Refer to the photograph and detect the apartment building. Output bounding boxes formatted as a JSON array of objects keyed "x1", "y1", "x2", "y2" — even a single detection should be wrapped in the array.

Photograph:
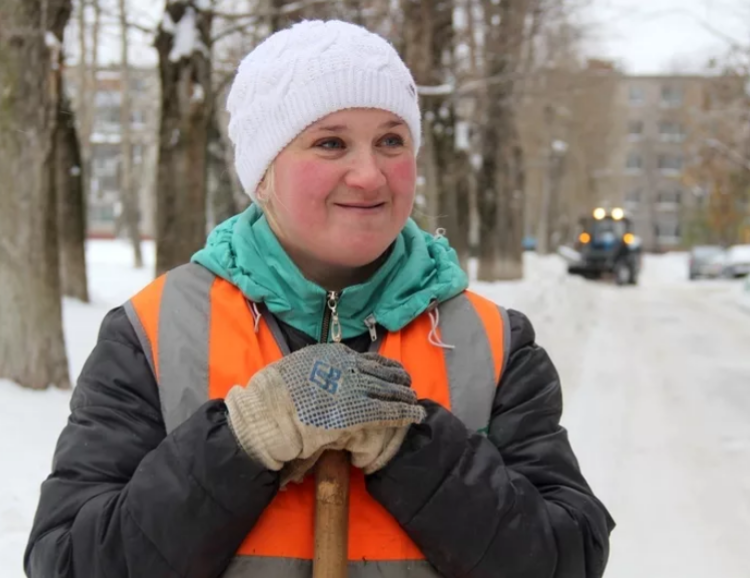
[
  {"x1": 612, "y1": 74, "x2": 743, "y2": 251},
  {"x1": 64, "y1": 66, "x2": 159, "y2": 238}
]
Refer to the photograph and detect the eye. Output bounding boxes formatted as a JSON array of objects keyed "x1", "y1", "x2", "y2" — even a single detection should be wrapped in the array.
[
  {"x1": 379, "y1": 134, "x2": 405, "y2": 148},
  {"x1": 315, "y1": 137, "x2": 346, "y2": 151}
]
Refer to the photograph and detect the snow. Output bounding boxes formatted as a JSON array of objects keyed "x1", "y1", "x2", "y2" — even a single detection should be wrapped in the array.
[
  {"x1": 160, "y1": 10, "x2": 176, "y2": 35},
  {"x1": 416, "y1": 83, "x2": 454, "y2": 96},
  {"x1": 168, "y1": 7, "x2": 209, "y2": 62},
  {"x1": 3, "y1": 245, "x2": 750, "y2": 577},
  {"x1": 44, "y1": 32, "x2": 60, "y2": 51},
  {"x1": 90, "y1": 132, "x2": 122, "y2": 144},
  {"x1": 192, "y1": 82, "x2": 205, "y2": 103},
  {"x1": 727, "y1": 244, "x2": 750, "y2": 264}
]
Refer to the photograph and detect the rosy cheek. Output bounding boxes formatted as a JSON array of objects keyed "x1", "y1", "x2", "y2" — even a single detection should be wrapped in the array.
[
  {"x1": 286, "y1": 159, "x2": 341, "y2": 201},
  {"x1": 388, "y1": 158, "x2": 417, "y2": 193}
]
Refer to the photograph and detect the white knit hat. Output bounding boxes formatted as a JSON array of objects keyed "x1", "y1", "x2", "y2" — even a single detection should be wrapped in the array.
[{"x1": 226, "y1": 20, "x2": 422, "y2": 200}]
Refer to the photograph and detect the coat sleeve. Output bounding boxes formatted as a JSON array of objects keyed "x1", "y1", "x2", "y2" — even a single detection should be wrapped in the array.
[
  {"x1": 366, "y1": 309, "x2": 615, "y2": 578},
  {"x1": 24, "y1": 306, "x2": 279, "y2": 578}
]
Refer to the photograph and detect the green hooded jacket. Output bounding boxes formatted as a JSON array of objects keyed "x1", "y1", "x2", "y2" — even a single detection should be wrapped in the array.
[{"x1": 192, "y1": 204, "x2": 468, "y2": 341}]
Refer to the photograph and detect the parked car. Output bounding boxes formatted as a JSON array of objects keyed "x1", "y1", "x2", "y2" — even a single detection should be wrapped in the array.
[
  {"x1": 724, "y1": 244, "x2": 750, "y2": 278},
  {"x1": 688, "y1": 245, "x2": 726, "y2": 280}
]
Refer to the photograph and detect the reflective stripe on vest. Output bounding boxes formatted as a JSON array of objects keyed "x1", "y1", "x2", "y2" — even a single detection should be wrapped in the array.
[
  {"x1": 125, "y1": 263, "x2": 509, "y2": 577},
  {"x1": 223, "y1": 557, "x2": 440, "y2": 577}
]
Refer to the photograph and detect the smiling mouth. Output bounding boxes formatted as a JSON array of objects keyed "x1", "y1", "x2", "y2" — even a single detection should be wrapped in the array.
[{"x1": 335, "y1": 202, "x2": 385, "y2": 209}]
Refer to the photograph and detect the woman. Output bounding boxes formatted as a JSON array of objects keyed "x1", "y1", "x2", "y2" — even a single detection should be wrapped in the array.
[{"x1": 25, "y1": 19, "x2": 614, "y2": 578}]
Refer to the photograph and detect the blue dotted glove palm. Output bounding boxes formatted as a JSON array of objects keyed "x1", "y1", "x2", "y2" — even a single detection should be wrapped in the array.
[{"x1": 225, "y1": 343, "x2": 426, "y2": 479}]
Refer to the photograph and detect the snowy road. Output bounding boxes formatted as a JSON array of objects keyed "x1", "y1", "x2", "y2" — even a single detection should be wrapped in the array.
[
  {"x1": 2, "y1": 245, "x2": 750, "y2": 577},
  {"x1": 563, "y1": 267, "x2": 750, "y2": 578}
]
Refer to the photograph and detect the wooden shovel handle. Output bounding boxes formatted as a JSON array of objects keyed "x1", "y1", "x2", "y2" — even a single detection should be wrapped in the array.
[{"x1": 313, "y1": 450, "x2": 351, "y2": 578}]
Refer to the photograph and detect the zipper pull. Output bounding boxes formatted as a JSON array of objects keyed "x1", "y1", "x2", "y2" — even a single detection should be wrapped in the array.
[
  {"x1": 364, "y1": 315, "x2": 378, "y2": 342},
  {"x1": 327, "y1": 291, "x2": 342, "y2": 343}
]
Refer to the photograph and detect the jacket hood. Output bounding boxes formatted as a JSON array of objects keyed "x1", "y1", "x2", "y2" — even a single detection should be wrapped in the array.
[{"x1": 192, "y1": 203, "x2": 468, "y2": 341}]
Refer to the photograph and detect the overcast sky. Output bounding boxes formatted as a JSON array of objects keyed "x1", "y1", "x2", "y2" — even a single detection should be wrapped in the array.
[
  {"x1": 84, "y1": 0, "x2": 750, "y2": 75},
  {"x1": 582, "y1": 0, "x2": 749, "y2": 74}
]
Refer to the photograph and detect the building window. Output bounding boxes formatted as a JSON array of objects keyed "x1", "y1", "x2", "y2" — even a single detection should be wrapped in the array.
[
  {"x1": 660, "y1": 86, "x2": 683, "y2": 108},
  {"x1": 93, "y1": 156, "x2": 119, "y2": 178},
  {"x1": 625, "y1": 188, "x2": 642, "y2": 211},
  {"x1": 95, "y1": 90, "x2": 122, "y2": 107},
  {"x1": 133, "y1": 144, "x2": 144, "y2": 164},
  {"x1": 628, "y1": 120, "x2": 644, "y2": 140},
  {"x1": 89, "y1": 204, "x2": 116, "y2": 223},
  {"x1": 629, "y1": 86, "x2": 645, "y2": 106},
  {"x1": 656, "y1": 219, "x2": 680, "y2": 244},
  {"x1": 130, "y1": 78, "x2": 146, "y2": 93},
  {"x1": 626, "y1": 152, "x2": 644, "y2": 172},
  {"x1": 657, "y1": 154, "x2": 683, "y2": 174},
  {"x1": 130, "y1": 110, "x2": 146, "y2": 127},
  {"x1": 95, "y1": 106, "x2": 120, "y2": 126},
  {"x1": 657, "y1": 189, "x2": 682, "y2": 207},
  {"x1": 659, "y1": 121, "x2": 686, "y2": 142},
  {"x1": 626, "y1": 188, "x2": 642, "y2": 202}
]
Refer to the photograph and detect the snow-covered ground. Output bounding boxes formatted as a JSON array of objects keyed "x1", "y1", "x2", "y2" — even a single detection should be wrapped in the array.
[{"x1": 3, "y1": 243, "x2": 750, "y2": 577}]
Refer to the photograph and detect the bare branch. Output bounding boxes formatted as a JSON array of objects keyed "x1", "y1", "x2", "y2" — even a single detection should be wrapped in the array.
[
  {"x1": 417, "y1": 84, "x2": 454, "y2": 96},
  {"x1": 211, "y1": 0, "x2": 332, "y2": 21}
]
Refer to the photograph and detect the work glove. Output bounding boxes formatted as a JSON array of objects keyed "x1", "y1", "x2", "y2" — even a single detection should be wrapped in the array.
[
  {"x1": 279, "y1": 425, "x2": 412, "y2": 486},
  {"x1": 225, "y1": 343, "x2": 426, "y2": 482}
]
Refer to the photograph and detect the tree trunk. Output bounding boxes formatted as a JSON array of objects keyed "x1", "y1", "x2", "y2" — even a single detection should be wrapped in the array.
[
  {"x1": 401, "y1": 0, "x2": 469, "y2": 264},
  {"x1": 119, "y1": 0, "x2": 143, "y2": 268},
  {"x1": 477, "y1": 0, "x2": 527, "y2": 281},
  {"x1": 77, "y1": 0, "x2": 99, "y2": 222},
  {"x1": 56, "y1": 92, "x2": 90, "y2": 302},
  {"x1": 431, "y1": 4, "x2": 470, "y2": 268},
  {"x1": 76, "y1": 0, "x2": 90, "y2": 199},
  {"x1": 208, "y1": 112, "x2": 238, "y2": 227},
  {"x1": 343, "y1": 0, "x2": 365, "y2": 24},
  {"x1": 401, "y1": 0, "x2": 437, "y2": 231},
  {"x1": 0, "y1": 0, "x2": 72, "y2": 389},
  {"x1": 154, "y1": 1, "x2": 212, "y2": 276},
  {"x1": 450, "y1": 150, "x2": 472, "y2": 270}
]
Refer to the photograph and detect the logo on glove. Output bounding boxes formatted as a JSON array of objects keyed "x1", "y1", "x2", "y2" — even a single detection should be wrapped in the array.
[{"x1": 310, "y1": 360, "x2": 343, "y2": 394}]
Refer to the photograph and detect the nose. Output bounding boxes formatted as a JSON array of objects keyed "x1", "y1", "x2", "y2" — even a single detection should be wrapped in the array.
[{"x1": 343, "y1": 149, "x2": 387, "y2": 192}]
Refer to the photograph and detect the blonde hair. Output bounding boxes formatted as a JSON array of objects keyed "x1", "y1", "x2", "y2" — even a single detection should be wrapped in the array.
[
  {"x1": 255, "y1": 163, "x2": 283, "y2": 233},
  {"x1": 256, "y1": 163, "x2": 276, "y2": 206}
]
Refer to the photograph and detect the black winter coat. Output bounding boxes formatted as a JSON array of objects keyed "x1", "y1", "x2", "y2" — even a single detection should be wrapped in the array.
[{"x1": 24, "y1": 305, "x2": 614, "y2": 578}]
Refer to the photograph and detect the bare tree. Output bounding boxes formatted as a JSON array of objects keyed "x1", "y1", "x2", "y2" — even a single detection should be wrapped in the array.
[
  {"x1": 56, "y1": 89, "x2": 90, "y2": 302},
  {"x1": 683, "y1": 73, "x2": 750, "y2": 246},
  {"x1": 401, "y1": 0, "x2": 441, "y2": 232},
  {"x1": 0, "y1": 0, "x2": 72, "y2": 389},
  {"x1": 119, "y1": 0, "x2": 144, "y2": 268},
  {"x1": 76, "y1": 0, "x2": 101, "y2": 203},
  {"x1": 207, "y1": 111, "x2": 239, "y2": 227},
  {"x1": 475, "y1": 0, "x2": 529, "y2": 281},
  {"x1": 154, "y1": 0, "x2": 213, "y2": 275},
  {"x1": 401, "y1": 0, "x2": 471, "y2": 268},
  {"x1": 53, "y1": 1, "x2": 92, "y2": 302},
  {"x1": 517, "y1": 6, "x2": 623, "y2": 254}
]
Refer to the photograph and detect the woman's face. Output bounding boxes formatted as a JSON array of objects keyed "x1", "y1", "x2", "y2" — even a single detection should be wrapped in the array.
[{"x1": 262, "y1": 108, "x2": 417, "y2": 271}]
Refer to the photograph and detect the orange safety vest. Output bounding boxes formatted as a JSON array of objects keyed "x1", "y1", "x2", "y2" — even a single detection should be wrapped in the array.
[{"x1": 125, "y1": 264, "x2": 509, "y2": 577}]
